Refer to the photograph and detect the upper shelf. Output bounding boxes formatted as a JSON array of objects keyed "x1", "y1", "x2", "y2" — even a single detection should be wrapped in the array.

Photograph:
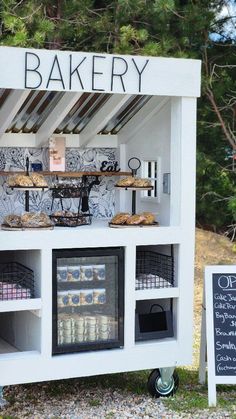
[
  {"x1": 0, "y1": 171, "x2": 130, "y2": 178},
  {"x1": 114, "y1": 186, "x2": 153, "y2": 191}
]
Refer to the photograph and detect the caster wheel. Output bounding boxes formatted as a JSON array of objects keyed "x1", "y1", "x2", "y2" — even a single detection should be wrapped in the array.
[{"x1": 147, "y1": 369, "x2": 179, "y2": 398}]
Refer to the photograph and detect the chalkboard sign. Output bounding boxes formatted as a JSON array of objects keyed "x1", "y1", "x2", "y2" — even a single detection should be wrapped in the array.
[
  {"x1": 203, "y1": 266, "x2": 236, "y2": 406},
  {"x1": 212, "y1": 273, "x2": 236, "y2": 376}
]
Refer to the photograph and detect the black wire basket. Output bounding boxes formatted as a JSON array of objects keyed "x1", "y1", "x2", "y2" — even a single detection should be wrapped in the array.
[
  {"x1": 50, "y1": 213, "x2": 92, "y2": 227},
  {"x1": 51, "y1": 186, "x2": 82, "y2": 199},
  {"x1": 136, "y1": 250, "x2": 174, "y2": 290},
  {"x1": 0, "y1": 262, "x2": 34, "y2": 300}
]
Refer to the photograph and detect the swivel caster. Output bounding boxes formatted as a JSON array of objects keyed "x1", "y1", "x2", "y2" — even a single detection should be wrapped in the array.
[{"x1": 147, "y1": 368, "x2": 179, "y2": 398}]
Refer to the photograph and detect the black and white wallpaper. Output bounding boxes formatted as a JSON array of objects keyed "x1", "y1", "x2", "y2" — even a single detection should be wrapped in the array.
[{"x1": 0, "y1": 147, "x2": 118, "y2": 223}]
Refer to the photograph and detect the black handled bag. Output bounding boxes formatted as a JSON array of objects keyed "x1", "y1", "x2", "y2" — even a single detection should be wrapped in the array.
[{"x1": 135, "y1": 303, "x2": 173, "y2": 341}]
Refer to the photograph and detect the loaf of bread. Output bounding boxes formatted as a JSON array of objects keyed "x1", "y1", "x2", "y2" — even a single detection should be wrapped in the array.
[
  {"x1": 14, "y1": 174, "x2": 34, "y2": 187},
  {"x1": 4, "y1": 214, "x2": 21, "y2": 227},
  {"x1": 141, "y1": 212, "x2": 155, "y2": 225},
  {"x1": 7, "y1": 176, "x2": 17, "y2": 187},
  {"x1": 132, "y1": 178, "x2": 152, "y2": 187},
  {"x1": 126, "y1": 214, "x2": 146, "y2": 225},
  {"x1": 116, "y1": 177, "x2": 135, "y2": 187},
  {"x1": 7, "y1": 174, "x2": 34, "y2": 187},
  {"x1": 30, "y1": 173, "x2": 48, "y2": 187},
  {"x1": 110, "y1": 213, "x2": 130, "y2": 225},
  {"x1": 21, "y1": 212, "x2": 52, "y2": 227}
]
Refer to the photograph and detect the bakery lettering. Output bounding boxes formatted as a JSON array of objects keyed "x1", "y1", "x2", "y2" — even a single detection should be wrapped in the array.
[{"x1": 24, "y1": 52, "x2": 149, "y2": 92}]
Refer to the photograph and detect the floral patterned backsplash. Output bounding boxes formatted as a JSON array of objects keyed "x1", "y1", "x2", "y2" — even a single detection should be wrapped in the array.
[{"x1": 0, "y1": 147, "x2": 118, "y2": 223}]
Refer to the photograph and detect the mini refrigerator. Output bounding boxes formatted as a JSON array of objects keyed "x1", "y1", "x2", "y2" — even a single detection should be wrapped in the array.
[{"x1": 52, "y1": 247, "x2": 124, "y2": 354}]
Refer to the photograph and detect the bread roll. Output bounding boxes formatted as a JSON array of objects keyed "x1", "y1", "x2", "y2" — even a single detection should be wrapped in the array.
[
  {"x1": 14, "y1": 174, "x2": 34, "y2": 187},
  {"x1": 7, "y1": 176, "x2": 17, "y2": 187},
  {"x1": 116, "y1": 177, "x2": 135, "y2": 187},
  {"x1": 110, "y1": 213, "x2": 130, "y2": 225},
  {"x1": 30, "y1": 173, "x2": 48, "y2": 187},
  {"x1": 132, "y1": 178, "x2": 152, "y2": 187},
  {"x1": 4, "y1": 214, "x2": 21, "y2": 227},
  {"x1": 126, "y1": 214, "x2": 145, "y2": 225},
  {"x1": 21, "y1": 212, "x2": 52, "y2": 227},
  {"x1": 141, "y1": 212, "x2": 155, "y2": 225}
]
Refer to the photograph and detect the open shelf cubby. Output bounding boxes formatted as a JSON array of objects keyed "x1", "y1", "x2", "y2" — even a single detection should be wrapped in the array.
[{"x1": 0, "y1": 310, "x2": 41, "y2": 355}]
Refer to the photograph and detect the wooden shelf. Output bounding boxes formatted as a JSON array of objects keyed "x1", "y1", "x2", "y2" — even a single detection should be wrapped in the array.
[
  {"x1": 114, "y1": 186, "x2": 153, "y2": 191},
  {"x1": 0, "y1": 171, "x2": 130, "y2": 178}
]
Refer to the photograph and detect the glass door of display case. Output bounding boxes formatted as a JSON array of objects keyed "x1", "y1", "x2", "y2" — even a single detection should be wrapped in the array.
[{"x1": 52, "y1": 247, "x2": 124, "y2": 354}]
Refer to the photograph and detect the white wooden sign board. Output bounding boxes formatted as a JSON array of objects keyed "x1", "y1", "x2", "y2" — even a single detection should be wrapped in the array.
[
  {"x1": 199, "y1": 266, "x2": 236, "y2": 406},
  {"x1": 0, "y1": 46, "x2": 201, "y2": 97}
]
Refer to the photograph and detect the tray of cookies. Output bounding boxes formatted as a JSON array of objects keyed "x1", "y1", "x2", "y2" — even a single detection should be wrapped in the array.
[{"x1": 109, "y1": 212, "x2": 159, "y2": 228}]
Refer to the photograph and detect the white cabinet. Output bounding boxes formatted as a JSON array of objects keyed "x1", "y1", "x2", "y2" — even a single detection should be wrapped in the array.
[{"x1": 0, "y1": 250, "x2": 42, "y2": 356}]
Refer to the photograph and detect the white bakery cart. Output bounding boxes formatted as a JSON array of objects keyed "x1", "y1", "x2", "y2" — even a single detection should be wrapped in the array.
[{"x1": 0, "y1": 46, "x2": 201, "y2": 405}]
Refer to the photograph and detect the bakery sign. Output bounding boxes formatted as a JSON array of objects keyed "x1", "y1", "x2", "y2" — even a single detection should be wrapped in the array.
[{"x1": 0, "y1": 46, "x2": 201, "y2": 97}]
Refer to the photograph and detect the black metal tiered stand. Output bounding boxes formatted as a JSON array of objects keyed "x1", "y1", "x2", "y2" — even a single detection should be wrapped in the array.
[
  {"x1": 10, "y1": 157, "x2": 48, "y2": 212},
  {"x1": 115, "y1": 157, "x2": 153, "y2": 215},
  {"x1": 50, "y1": 175, "x2": 100, "y2": 227},
  {"x1": 129, "y1": 157, "x2": 141, "y2": 215}
]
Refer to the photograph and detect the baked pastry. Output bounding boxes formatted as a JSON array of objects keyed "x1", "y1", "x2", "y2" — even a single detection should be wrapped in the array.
[
  {"x1": 30, "y1": 173, "x2": 48, "y2": 187},
  {"x1": 116, "y1": 177, "x2": 135, "y2": 187},
  {"x1": 7, "y1": 176, "x2": 17, "y2": 187},
  {"x1": 132, "y1": 178, "x2": 152, "y2": 187},
  {"x1": 126, "y1": 214, "x2": 146, "y2": 225},
  {"x1": 110, "y1": 213, "x2": 130, "y2": 225},
  {"x1": 51, "y1": 210, "x2": 86, "y2": 226},
  {"x1": 4, "y1": 214, "x2": 21, "y2": 227},
  {"x1": 141, "y1": 212, "x2": 155, "y2": 225},
  {"x1": 14, "y1": 174, "x2": 34, "y2": 187},
  {"x1": 21, "y1": 212, "x2": 52, "y2": 227}
]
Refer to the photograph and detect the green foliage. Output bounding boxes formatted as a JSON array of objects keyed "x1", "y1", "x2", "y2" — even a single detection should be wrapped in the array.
[
  {"x1": 228, "y1": 197, "x2": 236, "y2": 222},
  {"x1": 196, "y1": 152, "x2": 236, "y2": 230},
  {"x1": 0, "y1": 0, "x2": 235, "y2": 231}
]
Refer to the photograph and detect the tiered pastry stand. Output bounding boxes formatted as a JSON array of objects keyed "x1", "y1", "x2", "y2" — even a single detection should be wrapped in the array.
[
  {"x1": 115, "y1": 157, "x2": 153, "y2": 215},
  {"x1": 9, "y1": 157, "x2": 48, "y2": 212}
]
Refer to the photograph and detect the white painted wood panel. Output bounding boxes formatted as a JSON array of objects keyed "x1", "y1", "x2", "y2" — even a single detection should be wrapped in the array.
[{"x1": 0, "y1": 47, "x2": 201, "y2": 97}]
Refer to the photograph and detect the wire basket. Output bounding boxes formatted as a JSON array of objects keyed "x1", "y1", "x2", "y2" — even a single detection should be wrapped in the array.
[
  {"x1": 0, "y1": 262, "x2": 34, "y2": 300},
  {"x1": 50, "y1": 213, "x2": 92, "y2": 227},
  {"x1": 136, "y1": 250, "x2": 174, "y2": 290},
  {"x1": 51, "y1": 186, "x2": 82, "y2": 199}
]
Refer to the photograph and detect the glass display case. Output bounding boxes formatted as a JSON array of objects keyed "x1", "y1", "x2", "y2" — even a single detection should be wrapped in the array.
[{"x1": 52, "y1": 247, "x2": 124, "y2": 354}]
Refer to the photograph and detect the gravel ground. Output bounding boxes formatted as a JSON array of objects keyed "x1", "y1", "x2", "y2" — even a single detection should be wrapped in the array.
[{"x1": 1, "y1": 379, "x2": 235, "y2": 419}]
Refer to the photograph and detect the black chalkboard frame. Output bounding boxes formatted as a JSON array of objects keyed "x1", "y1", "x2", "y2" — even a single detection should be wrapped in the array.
[{"x1": 204, "y1": 265, "x2": 236, "y2": 407}]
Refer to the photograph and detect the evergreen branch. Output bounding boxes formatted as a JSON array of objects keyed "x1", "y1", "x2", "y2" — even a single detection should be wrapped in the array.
[
  {"x1": 206, "y1": 86, "x2": 236, "y2": 150},
  {"x1": 12, "y1": 0, "x2": 25, "y2": 11},
  {"x1": 6, "y1": 4, "x2": 43, "y2": 21},
  {"x1": 165, "y1": 5, "x2": 184, "y2": 19}
]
